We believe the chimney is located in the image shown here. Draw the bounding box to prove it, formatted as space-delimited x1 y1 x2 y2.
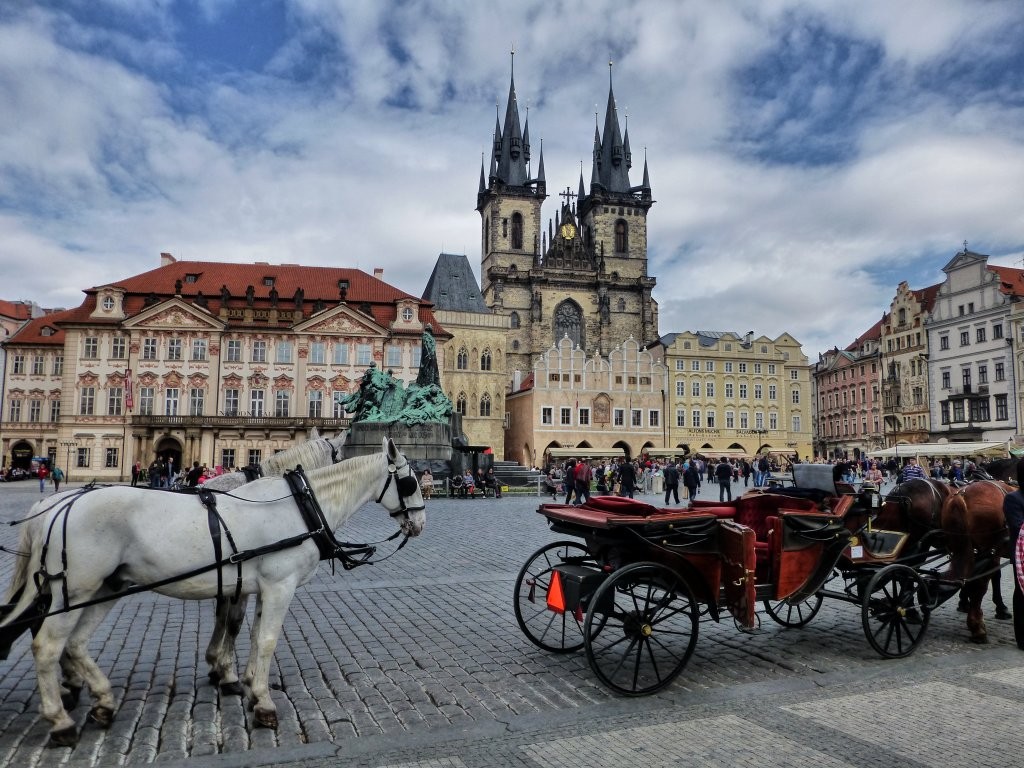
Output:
373 267 384 279
161 252 177 266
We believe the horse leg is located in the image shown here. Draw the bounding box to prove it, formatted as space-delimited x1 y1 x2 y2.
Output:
62 602 118 728
963 578 989 643
990 566 1011 619
242 592 264 691
245 583 296 729
31 612 81 747
207 596 248 697
58 650 84 710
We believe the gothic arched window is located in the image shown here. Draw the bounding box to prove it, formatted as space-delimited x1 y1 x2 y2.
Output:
479 393 491 417
457 347 469 370
554 300 585 350
614 219 628 253
456 392 467 415
511 212 524 250
510 311 520 329
480 349 492 371
617 297 626 312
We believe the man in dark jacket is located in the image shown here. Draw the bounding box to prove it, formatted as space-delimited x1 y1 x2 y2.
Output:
715 458 734 501
1003 458 1024 649
683 462 700 506
616 460 637 499
663 462 681 504
185 461 203 487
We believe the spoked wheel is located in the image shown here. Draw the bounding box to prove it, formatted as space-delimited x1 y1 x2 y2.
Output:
583 562 699 696
514 540 595 653
861 564 931 658
763 594 823 628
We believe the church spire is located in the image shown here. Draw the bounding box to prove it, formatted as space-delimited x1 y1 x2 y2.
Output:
592 60 631 193
495 50 529 186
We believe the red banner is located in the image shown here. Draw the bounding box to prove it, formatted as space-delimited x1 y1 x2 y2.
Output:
125 368 133 411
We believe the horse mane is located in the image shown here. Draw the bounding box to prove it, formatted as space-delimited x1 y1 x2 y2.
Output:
304 451 385 524
261 438 333 476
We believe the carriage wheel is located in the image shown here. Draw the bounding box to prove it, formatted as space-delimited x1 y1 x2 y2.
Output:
763 594 824 628
583 562 699 696
513 540 595 653
861 564 931 659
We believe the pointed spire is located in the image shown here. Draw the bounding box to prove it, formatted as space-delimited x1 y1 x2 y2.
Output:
479 153 486 194
578 162 586 202
623 112 632 170
642 153 651 198
537 138 545 183
597 60 631 192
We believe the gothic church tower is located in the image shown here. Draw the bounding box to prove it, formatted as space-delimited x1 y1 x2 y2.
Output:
478 60 658 384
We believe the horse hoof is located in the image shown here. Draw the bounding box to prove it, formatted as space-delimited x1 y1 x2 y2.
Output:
47 726 78 748
88 705 114 729
995 609 1012 620
219 681 245 697
208 670 222 684
969 634 989 645
254 707 278 729
61 685 83 710
956 604 967 614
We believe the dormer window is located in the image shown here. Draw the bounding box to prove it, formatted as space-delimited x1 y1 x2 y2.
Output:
185 274 199 283
263 277 275 288
41 327 53 337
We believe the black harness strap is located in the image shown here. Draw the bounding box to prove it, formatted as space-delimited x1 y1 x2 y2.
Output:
200 489 243 606
283 467 392 570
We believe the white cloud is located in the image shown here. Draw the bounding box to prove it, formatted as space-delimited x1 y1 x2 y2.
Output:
1 0 1022 360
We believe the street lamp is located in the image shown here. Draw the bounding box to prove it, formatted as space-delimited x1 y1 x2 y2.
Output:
60 440 78 484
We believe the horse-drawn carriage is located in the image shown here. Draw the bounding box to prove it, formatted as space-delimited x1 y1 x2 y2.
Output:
514 463 1003 695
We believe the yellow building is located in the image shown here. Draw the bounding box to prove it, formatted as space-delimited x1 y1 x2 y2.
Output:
423 253 511 454
650 330 813 461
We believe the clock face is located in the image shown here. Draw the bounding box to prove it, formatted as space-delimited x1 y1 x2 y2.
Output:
560 223 576 240
102 296 115 311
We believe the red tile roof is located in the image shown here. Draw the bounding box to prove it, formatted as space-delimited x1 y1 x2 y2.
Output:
989 265 1024 297
4 308 75 346
0 300 33 321
27 259 447 339
911 282 942 311
846 314 885 351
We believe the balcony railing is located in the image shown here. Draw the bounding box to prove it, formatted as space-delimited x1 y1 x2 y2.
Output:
131 415 351 429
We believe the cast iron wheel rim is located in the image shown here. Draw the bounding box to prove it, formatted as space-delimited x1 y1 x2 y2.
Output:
513 540 594 653
583 561 699 696
861 564 931 659
763 594 824 628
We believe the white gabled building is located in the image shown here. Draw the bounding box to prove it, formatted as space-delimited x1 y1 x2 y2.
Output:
925 248 1024 443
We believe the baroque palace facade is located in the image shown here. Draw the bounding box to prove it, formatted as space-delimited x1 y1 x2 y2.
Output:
1 254 446 480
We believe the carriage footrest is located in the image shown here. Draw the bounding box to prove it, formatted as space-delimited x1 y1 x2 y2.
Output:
548 564 605 614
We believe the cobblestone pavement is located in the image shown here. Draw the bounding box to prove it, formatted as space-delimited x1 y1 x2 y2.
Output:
0 479 1020 767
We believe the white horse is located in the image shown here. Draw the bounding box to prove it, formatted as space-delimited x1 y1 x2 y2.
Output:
7 431 350 707
0 437 424 747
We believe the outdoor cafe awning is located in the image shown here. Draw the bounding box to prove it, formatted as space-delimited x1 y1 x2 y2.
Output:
870 441 1010 459
546 448 626 459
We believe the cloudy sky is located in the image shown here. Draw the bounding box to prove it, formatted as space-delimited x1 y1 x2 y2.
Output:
2 0 1023 358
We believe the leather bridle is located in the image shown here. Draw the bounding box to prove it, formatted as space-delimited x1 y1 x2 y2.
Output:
376 456 425 518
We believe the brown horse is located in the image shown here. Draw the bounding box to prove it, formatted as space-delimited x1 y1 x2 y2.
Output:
941 479 1013 642
878 478 955 553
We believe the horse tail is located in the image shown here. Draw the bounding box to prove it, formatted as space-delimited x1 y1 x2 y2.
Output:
940 492 972 579
0 516 50 659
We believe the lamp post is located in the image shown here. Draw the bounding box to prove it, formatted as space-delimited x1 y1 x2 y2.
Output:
60 440 78 484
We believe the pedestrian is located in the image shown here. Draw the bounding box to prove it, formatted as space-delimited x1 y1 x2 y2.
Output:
663 461 680 505
131 461 141 487
564 459 577 504
741 459 752 487
901 457 927 481
1003 458 1024 649
573 459 592 505
617 459 637 499
420 468 434 499
185 461 203 487
715 457 734 502
38 464 48 493
149 458 161 488
683 461 700 507
51 465 64 493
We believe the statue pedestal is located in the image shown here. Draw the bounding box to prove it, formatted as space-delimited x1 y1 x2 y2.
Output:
346 421 453 475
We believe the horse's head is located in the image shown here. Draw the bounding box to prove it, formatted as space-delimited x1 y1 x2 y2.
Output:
375 437 425 537
325 431 349 464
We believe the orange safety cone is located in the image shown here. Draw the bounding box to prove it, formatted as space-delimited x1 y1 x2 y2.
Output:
546 570 566 613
